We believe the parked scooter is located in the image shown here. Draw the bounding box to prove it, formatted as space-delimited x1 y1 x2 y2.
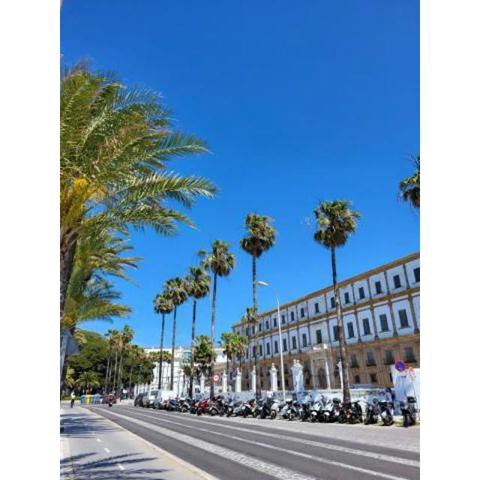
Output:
379 400 394 426
282 397 299 421
209 396 226 416
364 398 380 425
300 395 315 422
260 397 280 419
400 396 417 427
196 398 210 416
241 398 257 418
344 401 363 424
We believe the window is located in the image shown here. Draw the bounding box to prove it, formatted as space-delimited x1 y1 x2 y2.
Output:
379 314 389 332
252 346 257 357
333 326 340 341
344 292 350 304
375 281 382 294
266 320 269 330
292 336 297 350
273 317 277 327
246 327 249 337
315 303 319 314
393 274 401 289
246 349 249 360
316 329 323 344
362 318 371 336
282 338 287 352
414 267 420 283
384 350 394 365
354 375 361 383
366 351 376 366
259 345 263 357
274 340 278 354
330 297 335 308
370 373 378 384
351 354 359 368
290 311 295 322
405 347 416 363
260 367 263 377
266 343 271 355
346 322 354 338
358 287 365 299
399 309 409 328
302 333 307 347
281 315 286 324
252 326 255 334
259 323 262 332
300 307 304 318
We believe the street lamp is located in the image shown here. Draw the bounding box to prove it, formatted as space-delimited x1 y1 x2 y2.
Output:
257 281 286 402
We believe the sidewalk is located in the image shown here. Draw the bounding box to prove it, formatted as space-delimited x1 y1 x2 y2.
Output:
60 406 213 480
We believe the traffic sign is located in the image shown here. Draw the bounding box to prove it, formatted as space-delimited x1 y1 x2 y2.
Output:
394 360 407 372
212 373 220 383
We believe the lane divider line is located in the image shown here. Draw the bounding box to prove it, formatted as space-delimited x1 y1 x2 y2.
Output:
119 408 413 480
117 463 125 471
104 447 110 453
99 408 317 480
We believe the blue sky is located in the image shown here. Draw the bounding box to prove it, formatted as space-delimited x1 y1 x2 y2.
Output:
61 0 419 348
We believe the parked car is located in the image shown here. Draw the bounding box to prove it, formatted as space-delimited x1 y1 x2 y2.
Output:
141 390 158 407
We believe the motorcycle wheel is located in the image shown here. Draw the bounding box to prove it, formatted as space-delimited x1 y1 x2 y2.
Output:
270 410 277 420
384 416 394 426
288 413 294 421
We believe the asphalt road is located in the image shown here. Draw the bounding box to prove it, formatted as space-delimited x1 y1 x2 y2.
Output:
86 404 420 480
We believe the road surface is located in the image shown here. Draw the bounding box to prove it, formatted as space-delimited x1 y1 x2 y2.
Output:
85 404 420 480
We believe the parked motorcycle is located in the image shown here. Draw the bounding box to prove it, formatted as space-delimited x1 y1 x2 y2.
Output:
400 396 417 427
344 401 363 424
241 398 257 418
364 398 380 425
196 398 210 416
281 397 299 421
379 400 394 426
209 396 226 416
260 397 280 419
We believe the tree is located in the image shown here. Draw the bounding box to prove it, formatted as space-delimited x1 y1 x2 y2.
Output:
313 200 360 403
219 332 245 384
240 214 276 397
60 63 216 323
115 325 134 397
201 241 235 398
153 294 174 390
194 335 215 378
76 371 101 393
399 155 420 209
185 265 210 398
163 278 189 390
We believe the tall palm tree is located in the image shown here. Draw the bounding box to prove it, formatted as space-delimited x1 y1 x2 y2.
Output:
163 278 189 390
399 155 420 209
313 200 360 403
153 294 174 390
76 371 101 393
240 214 276 397
201 241 235 398
185 266 211 398
60 63 217 323
115 325 134 397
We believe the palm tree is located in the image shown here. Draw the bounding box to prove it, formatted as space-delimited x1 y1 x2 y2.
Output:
76 371 101 393
163 278 189 390
313 200 360 403
153 294 174 390
60 63 217 323
240 214 276 397
115 325 134 397
185 265 211 398
399 155 420 209
201 241 235 398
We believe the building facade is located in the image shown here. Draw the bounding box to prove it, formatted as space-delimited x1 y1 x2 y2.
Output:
231 252 420 390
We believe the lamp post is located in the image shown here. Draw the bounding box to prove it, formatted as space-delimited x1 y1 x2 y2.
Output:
257 281 286 402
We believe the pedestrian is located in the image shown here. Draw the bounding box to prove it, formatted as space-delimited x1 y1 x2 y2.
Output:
70 390 76 408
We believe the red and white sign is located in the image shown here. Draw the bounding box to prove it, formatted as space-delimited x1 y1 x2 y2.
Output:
212 373 220 383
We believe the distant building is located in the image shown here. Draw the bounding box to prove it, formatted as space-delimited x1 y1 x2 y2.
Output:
231 252 420 390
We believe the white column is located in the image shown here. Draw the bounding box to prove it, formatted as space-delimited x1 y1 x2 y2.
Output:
222 371 228 393
200 373 205 394
250 368 256 393
269 363 278 392
337 360 344 392
325 358 331 390
235 368 242 392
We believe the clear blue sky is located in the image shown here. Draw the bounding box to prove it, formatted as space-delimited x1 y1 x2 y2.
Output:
61 0 419 348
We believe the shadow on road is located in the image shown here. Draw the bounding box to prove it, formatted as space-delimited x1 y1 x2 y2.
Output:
61 412 119 437
61 452 171 479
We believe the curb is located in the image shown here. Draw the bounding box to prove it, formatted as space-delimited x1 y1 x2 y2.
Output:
82 406 219 480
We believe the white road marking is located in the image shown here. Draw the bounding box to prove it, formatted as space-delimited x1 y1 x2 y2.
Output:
153 409 419 468
103 409 316 480
104 447 110 453
96 438 102 442
121 409 412 480
117 463 125 471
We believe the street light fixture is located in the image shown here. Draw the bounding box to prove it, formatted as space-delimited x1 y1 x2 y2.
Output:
257 281 286 402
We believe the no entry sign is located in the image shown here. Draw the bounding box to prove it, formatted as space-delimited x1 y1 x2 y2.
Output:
212 373 220 383
395 360 407 372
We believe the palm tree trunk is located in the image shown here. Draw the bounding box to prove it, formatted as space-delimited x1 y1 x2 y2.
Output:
252 255 260 398
210 273 217 399
112 350 118 393
128 365 133 397
117 349 124 398
170 307 177 391
60 232 77 320
158 313 166 390
104 351 111 393
189 300 197 398
331 247 351 403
